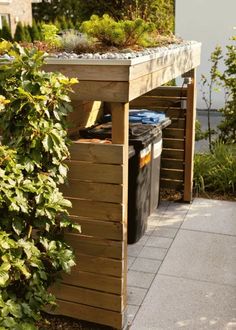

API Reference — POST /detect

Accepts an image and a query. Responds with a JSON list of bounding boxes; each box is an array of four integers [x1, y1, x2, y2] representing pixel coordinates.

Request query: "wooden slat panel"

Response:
[[70, 216, 123, 240], [69, 142, 123, 164], [162, 148, 184, 160], [44, 64, 129, 81], [53, 299, 124, 329], [65, 234, 124, 259], [162, 128, 185, 139], [51, 284, 123, 312], [70, 81, 129, 102], [73, 255, 123, 277], [129, 50, 201, 101], [161, 168, 184, 180], [160, 178, 184, 190], [145, 86, 188, 97], [168, 118, 185, 129], [130, 105, 185, 119], [62, 180, 122, 203], [62, 271, 122, 294], [163, 138, 185, 149], [66, 161, 123, 184], [161, 158, 184, 170], [69, 198, 122, 221]]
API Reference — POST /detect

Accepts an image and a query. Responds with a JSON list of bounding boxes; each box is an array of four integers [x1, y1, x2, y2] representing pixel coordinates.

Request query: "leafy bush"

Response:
[[0, 43, 79, 328], [194, 142, 236, 194], [41, 24, 61, 48], [81, 14, 155, 48]]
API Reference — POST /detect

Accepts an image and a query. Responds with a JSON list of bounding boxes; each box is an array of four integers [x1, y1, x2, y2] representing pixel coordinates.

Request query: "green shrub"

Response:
[[1, 18, 12, 41], [194, 142, 236, 194], [59, 31, 92, 53], [81, 14, 155, 48], [0, 43, 79, 328], [14, 22, 25, 42], [30, 19, 41, 41], [41, 23, 61, 47]]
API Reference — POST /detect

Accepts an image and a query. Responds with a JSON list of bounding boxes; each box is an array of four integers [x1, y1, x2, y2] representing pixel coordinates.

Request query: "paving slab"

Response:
[[131, 274, 236, 330], [127, 287, 147, 306], [130, 257, 162, 273], [126, 305, 139, 326], [128, 270, 155, 289], [139, 246, 167, 260], [151, 226, 178, 238], [159, 229, 236, 286], [146, 235, 173, 249], [182, 199, 236, 236]]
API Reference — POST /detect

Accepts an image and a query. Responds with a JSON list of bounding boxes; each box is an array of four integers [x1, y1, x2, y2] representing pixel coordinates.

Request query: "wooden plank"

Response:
[[69, 216, 123, 240], [66, 161, 123, 184], [130, 97, 182, 109], [61, 180, 122, 203], [44, 64, 129, 81], [129, 51, 201, 101], [69, 142, 123, 164], [62, 271, 122, 294], [69, 198, 123, 221], [163, 138, 185, 149], [162, 148, 184, 160], [51, 284, 123, 312], [65, 233, 124, 259], [53, 299, 124, 329], [145, 86, 188, 97], [162, 128, 185, 139], [160, 178, 184, 190], [161, 158, 184, 170], [161, 168, 184, 181], [184, 69, 197, 202], [110, 102, 129, 310], [69, 81, 129, 102], [129, 44, 201, 80], [73, 254, 123, 277], [168, 118, 185, 129]]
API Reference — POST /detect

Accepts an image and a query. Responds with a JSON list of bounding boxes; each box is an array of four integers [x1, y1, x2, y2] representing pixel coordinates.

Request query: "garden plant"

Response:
[[0, 43, 79, 329]]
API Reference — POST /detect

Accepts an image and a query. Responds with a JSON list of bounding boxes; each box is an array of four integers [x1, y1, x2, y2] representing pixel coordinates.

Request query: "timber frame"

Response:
[[46, 42, 201, 329]]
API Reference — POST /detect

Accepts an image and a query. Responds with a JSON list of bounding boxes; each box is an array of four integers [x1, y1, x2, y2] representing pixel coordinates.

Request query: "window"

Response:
[[0, 1, 12, 3], [0, 13, 10, 29]]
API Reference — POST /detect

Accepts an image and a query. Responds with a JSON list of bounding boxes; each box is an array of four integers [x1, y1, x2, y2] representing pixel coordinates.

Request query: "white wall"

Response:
[[175, 0, 236, 109]]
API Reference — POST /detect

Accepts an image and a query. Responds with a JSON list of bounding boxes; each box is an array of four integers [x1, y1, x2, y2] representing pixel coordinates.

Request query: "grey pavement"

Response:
[[127, 198, 236, 330]]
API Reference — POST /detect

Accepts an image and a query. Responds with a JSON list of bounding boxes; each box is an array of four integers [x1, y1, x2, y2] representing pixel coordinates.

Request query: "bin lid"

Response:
[[129, 110, 166, 124]]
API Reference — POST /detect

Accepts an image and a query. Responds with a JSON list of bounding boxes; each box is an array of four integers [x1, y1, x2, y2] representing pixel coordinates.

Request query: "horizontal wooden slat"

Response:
[[145, 86, 188, 97], [65, 234, 124, 259], [44, 64, 129, 81], [161, 158, 184, 170], [73, 254, 123, 277], [69, 142, 123, 164], [62, 180, 122, 203], [162, 128, 185, 139], [168, 118, 185, 129], [160, 178, 184, 190], [53, 299, 124, 329], [70, 216, 123, 240], [62, 271, 122, 294], [163, 138, 185, 149], [130, 97, 182, 108], [161, 168, 184, 180], [51, 284, 123, 312], [162, 148, 184, 160], [69, 198, 122, 221], [66, 161, 123, 184]]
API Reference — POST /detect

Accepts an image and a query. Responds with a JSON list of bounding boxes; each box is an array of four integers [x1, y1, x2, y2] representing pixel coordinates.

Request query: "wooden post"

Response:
[[110, 102, 129, 328], [183, 69, 197, 202]]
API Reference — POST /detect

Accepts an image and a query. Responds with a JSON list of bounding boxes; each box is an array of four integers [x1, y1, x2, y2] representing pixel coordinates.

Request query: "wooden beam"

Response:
[[110, 102, 129, 324], [184, 69, 197, 202]]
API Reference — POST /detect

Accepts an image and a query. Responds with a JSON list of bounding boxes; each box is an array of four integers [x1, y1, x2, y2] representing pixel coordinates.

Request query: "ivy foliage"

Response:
[[81, 14, 156, 48], [0, 43, 79, 329]]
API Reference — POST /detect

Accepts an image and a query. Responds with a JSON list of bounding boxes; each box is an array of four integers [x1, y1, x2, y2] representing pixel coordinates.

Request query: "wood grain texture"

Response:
[[52, 299, 124, 328], [61, 180, 122, 203], [62, 271, 122, 294], [69, 142, 123, 164]]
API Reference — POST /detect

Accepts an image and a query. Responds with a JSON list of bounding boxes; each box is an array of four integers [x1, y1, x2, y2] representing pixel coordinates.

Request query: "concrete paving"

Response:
[[127, 198, 236, 330]]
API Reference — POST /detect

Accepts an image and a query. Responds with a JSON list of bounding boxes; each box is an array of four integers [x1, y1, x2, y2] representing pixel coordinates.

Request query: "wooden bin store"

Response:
[[45, 42, 201, 329]]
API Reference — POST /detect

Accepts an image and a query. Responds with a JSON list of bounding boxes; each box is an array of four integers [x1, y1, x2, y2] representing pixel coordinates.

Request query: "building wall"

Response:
[[0, 0, 33, 34], [175, 0, 236, 109]]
